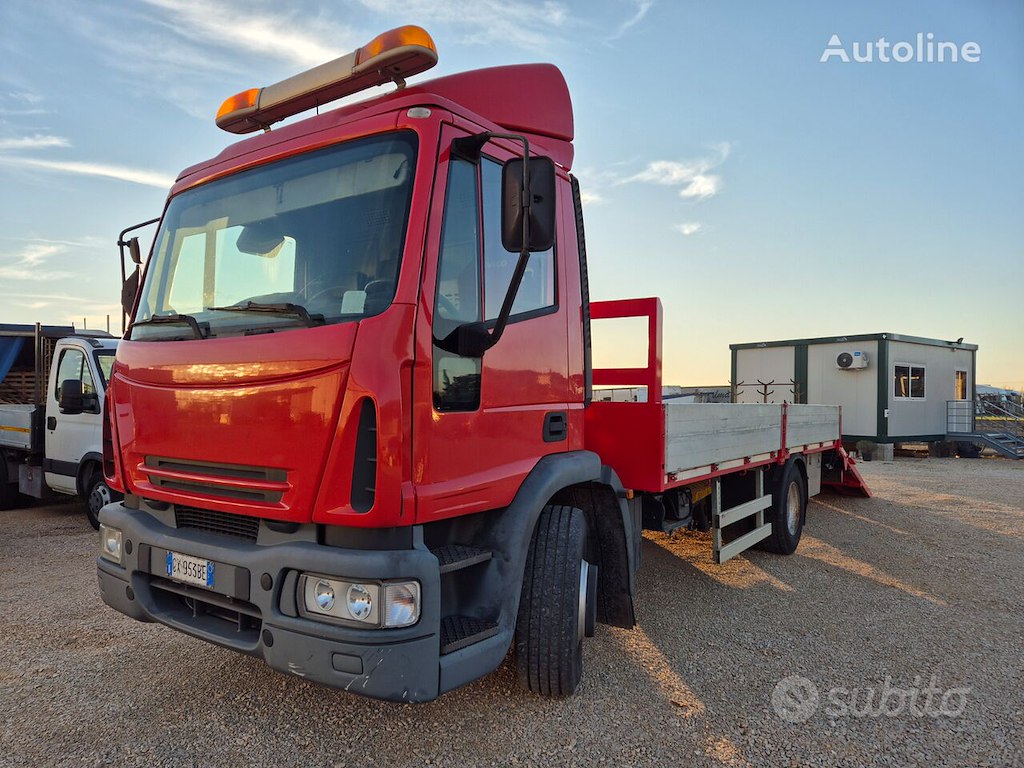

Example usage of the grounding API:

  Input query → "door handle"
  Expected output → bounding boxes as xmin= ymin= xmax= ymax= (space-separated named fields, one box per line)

xmin=46 ymin=417 xmax=57 ymax=430
xmin=543 ymin=411 xmax=567 ymax=443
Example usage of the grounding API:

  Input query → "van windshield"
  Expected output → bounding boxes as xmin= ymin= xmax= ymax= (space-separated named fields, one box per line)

xmin=130 ymin=132 xmax=417 ymax=340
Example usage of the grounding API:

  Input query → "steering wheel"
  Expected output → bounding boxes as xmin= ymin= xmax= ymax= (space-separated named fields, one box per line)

xmin=305 ymin=284 xmax=350 ymax=306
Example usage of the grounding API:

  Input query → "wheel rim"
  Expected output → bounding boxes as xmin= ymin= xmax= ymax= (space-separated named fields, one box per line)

xmin=786 ymin=480 xmax=801 ymax=536
xmin=89 ymin=481 xmax=112 ymax=517
xmin=577 ymin=560 xmax=590 ymax=643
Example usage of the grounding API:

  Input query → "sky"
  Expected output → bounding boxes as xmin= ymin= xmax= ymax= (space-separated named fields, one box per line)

xmin=1 ymin=0 xmax=1021 ymax=389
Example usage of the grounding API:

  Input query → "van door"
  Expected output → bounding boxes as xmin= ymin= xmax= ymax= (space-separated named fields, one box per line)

xmin=44 ymin=343 xmax=104 ymax=494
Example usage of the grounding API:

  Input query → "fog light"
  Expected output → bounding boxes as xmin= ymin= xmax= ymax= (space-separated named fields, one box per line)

xmin=346 ymin=584 xmax=373 ymax=620
xmin=383 ymin=582 xmax=420 ymax=627
xmin=99 ymin=523 xmax=123 ymax=565
xmin=314 ymin=580 xmax=335 ymax=611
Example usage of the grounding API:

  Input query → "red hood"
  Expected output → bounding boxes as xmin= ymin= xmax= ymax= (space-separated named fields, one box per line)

xmin=111 ymin=324 xmax=357 ymax=523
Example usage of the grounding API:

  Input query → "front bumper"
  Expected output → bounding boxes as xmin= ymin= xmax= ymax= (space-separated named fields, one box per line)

xmin=96 ymin=502 xmax=441 ymax=702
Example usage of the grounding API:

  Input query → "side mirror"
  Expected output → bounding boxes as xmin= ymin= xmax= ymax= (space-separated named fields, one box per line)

xmin=502 ymin=157 xmax=556 ymax=253
xmin=128 ymin=236 xmax=142 ymax=265
xmin=59 ymin=379 xmax=84 ymax=414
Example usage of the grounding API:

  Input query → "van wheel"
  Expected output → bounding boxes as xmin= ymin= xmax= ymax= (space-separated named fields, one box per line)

xmin=85 ymin=470 xmax=119 ymax=530
xmin=514 ymin=505 xmax=595 ymax=697
xmin=757 ymin=460 xmax=806 ymax=555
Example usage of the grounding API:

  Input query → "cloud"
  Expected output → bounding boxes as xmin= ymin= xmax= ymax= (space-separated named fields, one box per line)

xmin=138 ymin=0 xmax=355 ymax=69
xmin=622 ymin=143 xmax=730 ymax=200
xmin=0 ymin=242 xmax=72 ymax=281
xmin=0 ymin=134 xmax=70 ymax=151
xmin=674 ymin=222 xmax=702 ymax=236
xmin=579 ymin=189 xmax=604 ymax=206
xmin=355 ymin=0 xmax=570 ymax=51
xmin=607 ymin=0 xmax=654 ymax=42
xmin=0 ymin=156 xmax=175 ymax=188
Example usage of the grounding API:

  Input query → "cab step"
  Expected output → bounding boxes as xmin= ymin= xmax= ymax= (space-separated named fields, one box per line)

xmin=440 ymin=615 xmax=499 ymax=654
xmin=432 ymin=544 xmax=492 ymax=575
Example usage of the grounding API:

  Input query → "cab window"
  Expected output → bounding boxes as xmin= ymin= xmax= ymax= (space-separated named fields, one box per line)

xmin=54 ymin=348 xmax=96 ymax=401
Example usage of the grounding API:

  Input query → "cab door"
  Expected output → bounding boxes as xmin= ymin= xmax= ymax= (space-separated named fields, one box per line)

xmin=412 ymin=127 xmax=570 ymax=522
xmin=44 ymin=343 xmax=103 ymax=493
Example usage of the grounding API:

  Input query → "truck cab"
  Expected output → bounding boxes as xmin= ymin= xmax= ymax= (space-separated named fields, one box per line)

xmin=44 ymin=336 xmax=120 ymax=522
xmin=0 ymin=331 xmax=119 ymax=526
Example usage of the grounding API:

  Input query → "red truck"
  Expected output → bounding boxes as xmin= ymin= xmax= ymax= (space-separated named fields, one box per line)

xmin=97 ymin=26 xmax=868 ymax=702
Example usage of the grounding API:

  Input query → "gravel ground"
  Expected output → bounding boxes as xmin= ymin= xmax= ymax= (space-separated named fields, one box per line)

xmin=2 ymin=456 xmax=1022 ymax=768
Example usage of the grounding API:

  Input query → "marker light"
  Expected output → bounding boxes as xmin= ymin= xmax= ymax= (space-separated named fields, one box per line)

xmin=216 ymin=25 xmax=438 ymax=134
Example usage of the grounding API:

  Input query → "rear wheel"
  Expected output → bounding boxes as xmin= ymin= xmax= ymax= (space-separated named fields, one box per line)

xmin=85 ymin=469 xmax=120 ymax=530
xmin=514 ymin=505 xmax=595 ymax=697
xmin=757 ymin=460 xmax=806 ymax=554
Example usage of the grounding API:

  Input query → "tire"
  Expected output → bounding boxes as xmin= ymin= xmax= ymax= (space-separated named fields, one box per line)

xmin=514 ymin=505 xmax=594 ymax=697
xmin=757 ymin=460 xmax=806 ymax=555
xmin=85 ymin=469 xmax=120 ymax=530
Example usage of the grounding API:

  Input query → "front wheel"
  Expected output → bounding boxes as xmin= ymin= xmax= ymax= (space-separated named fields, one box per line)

xmin=85 ymin=470 xmax=120 ymax=530
xmin=514 ymin=505 xmax=596 ymax=697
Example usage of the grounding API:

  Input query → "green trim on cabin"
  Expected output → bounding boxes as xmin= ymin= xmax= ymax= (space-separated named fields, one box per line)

xmin=793 ymin=344 xmax=808 ymax=404
xmin=729 ymin=332 xmax=977 ymax=352
xmin=730 ymin=347 xmax=737 ymax=402
xmin=876 ymin=338 xmax=888 ymax=439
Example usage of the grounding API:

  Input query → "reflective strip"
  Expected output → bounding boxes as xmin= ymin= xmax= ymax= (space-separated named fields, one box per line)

xmin=0 ymin=424 xmax=31 ymax=433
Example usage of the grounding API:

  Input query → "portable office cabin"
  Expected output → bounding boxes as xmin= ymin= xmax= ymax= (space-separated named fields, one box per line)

xmin=730 ymin=333 xmax=977 ymax=443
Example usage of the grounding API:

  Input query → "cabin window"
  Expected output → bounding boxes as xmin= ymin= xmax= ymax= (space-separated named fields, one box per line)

xmin=54 ymin=348 xmax=96 ymax=400
xmin=433 ymin=157 xmax=482 ymax=412
xmin=894 ymin=364 xmax=926 ymax=400
xmin=481 ymin=158 xmax=556 ymax=320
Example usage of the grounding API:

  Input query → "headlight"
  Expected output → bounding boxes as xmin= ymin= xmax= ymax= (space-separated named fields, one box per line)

xmin=301 ymin=575 xmax=379 ymax=625
xmin=99 ymin=523 xmax=123 ymax=564
xmin=299 ymin=574 xmax=420 ymax=628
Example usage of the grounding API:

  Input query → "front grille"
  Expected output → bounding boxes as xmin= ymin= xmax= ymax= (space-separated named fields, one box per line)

xmin=176 ymin=506 xmax=260 ymax=542
xmin=141 ymin=456 xmax=289 ymax=504
xmin=149 ymin=577 xmax=262 ymax=645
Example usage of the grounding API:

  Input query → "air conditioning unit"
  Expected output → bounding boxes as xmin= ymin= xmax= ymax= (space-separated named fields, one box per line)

xmin=836 ymin=351 xmax=869 ymax=370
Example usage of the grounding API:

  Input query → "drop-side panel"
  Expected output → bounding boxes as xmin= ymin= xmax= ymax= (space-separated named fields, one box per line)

xmin=785 ymin=404 xmax=841 ymax=448
xmin=664 ymin=403 xmax=782 ymax=474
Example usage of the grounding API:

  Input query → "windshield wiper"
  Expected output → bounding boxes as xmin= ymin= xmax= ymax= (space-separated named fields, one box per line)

xmin=131 ymin=313 xmax=208 ymax=339
xmin=206 ymin=301 xmax=326 ymax=328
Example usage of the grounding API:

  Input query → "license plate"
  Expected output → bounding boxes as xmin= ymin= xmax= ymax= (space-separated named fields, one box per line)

xmin=166 ymin=550 xmax=215 ymax=589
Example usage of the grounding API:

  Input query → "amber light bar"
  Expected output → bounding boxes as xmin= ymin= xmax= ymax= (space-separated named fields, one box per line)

xmin=216 ymin=25 xmax=438 ymax=134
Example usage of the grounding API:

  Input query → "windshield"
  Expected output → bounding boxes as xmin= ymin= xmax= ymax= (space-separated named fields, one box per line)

xmin=131 ymin=132 xmax=417 ymax=340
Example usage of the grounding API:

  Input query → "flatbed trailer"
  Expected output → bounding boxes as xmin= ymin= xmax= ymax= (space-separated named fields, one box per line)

xmin=585 ymin=297 xmax=868 ymax=564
